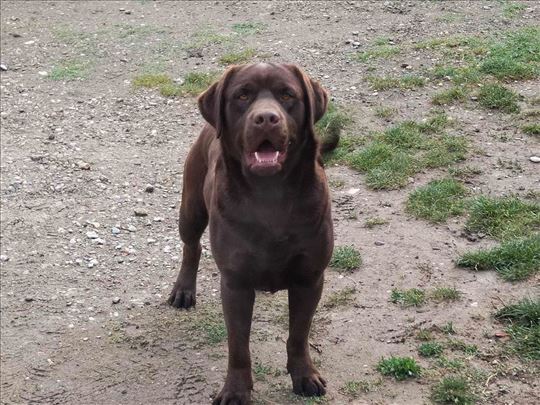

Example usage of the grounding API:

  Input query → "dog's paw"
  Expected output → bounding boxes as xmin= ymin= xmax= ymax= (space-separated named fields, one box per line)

xmin=291 ymin=370 xmax=327 ymax=397
xmin=211 ymin=389 xmax=251 ymax=405
xmin=167 ymin=285 xmax=196 ymax=309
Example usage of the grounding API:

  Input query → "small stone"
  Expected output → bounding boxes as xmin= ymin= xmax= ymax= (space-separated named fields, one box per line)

xmin=124 ymin=10 xmax=131 ymax=14
xmin=374 ymin=241 xmax=385 ymax=246
xmin=144 ymin=184 xmax=155 ymax=193
xmin=127 ymin=225 xmax=137 ymax=232
xmin=163 ymin=246 xmax=171 ymax=253
xmin=82 ymin=337 xmax=89 ymax=342
xmin=87 ymin=259 xmax=98 ymax=268
xmin=345 ymin=39 xmax=352 ymax=44
xmin=0 ymin=64 xmax=7 ymax=71
xmin=25 ymin=297 xmax=34 ymax=302
xmin=86 ymin=231 xmax=99 ymax=239
xmin=529 ymin=156 xmax=540 ymax=163
xmin=0 ymin=255 xmax=9 ymax=262
xmin=352 ymin=31 xmax=359 ymax=36
xmin=346 ymin=188 xmax=360 ymax=196
xmin=134 ymin=208 xmax=148 ymax=217
xmin=24 ymin=40 xmax=35 ymax=45
xmin=48 ymin=134 xmax=55 ymax=140
xmin=112 ymin=297 xmax=121 ymax=304
xmin=38 ymin=71 xmax=48 ymax=76
xmin=95 ymin=238 xmax=106 ymax=245
xmin=147 ymin=238 xmax=156 ymax=244
xmin=77 ymin=161 xmax=90 ymax=170
xmin=352 ymin=41 xmax=360 ymax=47
xmin=111 ymin=227 xmax=121 ymax=235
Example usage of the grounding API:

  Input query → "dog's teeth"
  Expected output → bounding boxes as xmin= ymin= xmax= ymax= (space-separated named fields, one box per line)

xmin=255 ymin=152 xmax=261 ymax=163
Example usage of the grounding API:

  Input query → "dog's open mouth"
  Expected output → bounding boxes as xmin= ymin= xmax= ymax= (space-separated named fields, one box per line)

xmin=246 ymin=140 xmax=287 ymax=176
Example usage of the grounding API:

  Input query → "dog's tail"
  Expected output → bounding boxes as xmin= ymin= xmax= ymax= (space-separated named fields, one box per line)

xmin=318 ymin=120 xmax=341 ymax=154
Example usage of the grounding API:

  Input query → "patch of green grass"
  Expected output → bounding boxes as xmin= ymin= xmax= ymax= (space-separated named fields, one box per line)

xmin=323 ymin=134 xmax=365 ymax=165
xmin=330 ymin=246 xmax=362 ymax=272
xmin=364 ymin=152 xmax=416 ymax=190
xmin=133 ymin=71 xmax=217 ymax=97
xmin=377 ymin=356 xmax=421 ymax=380
xmin=316 ymin=102 xmax=353 ymax=149
xmin=231 ymin=22 xmax=266 ymax=35
xmin=355 ymin=45 xmax=401 ymax=62
xmin=431 ymin=375 xmax=476 ymax=404
xmin=430 ymin=66 xmax=483 ymax=86
xmin=364 ymin=217 xmax=389 ymax=229
xmin=391 ymin=288 xmax=426 ymax=308
xmin=431 ymin=287 xmax=462 ymax=302
xmin=495 ymin=297 xmax=540 ymax=327
xmin=133 ymin=73 xmax=173 ymax=88
xmin=184 ymin=305 xmax=227 ymax=345
xmin=367 ymin=75 xmax=426 ymax=91
xmin=419 ymin=342 xmax=444 ymax=357
xmin=465 ymin=196 xmax=540 ymax=241
xmin=219 ymin=48 xmax=256 ymax=65
xmin=115 ymin=24 xmax=167 ymax=39
xmin=374 ymin=105 xmax=397 ymax=119
xmin=432 ymin=87 xmax=468 ymax=105
xmin=49 ymin=60 xmax=89 ymax=81
xmin=422 ymin=135 xmax=468 ymax=168
xmin=406 ymin=179 xmax=468 ymax=223
xmin=436 ymin=356 xmax=465 ymax=370
xmin=522 ymin=123 xmax=540 ymax=136
xmin=457 ymin=235 xmax=540 ymax=281
xmin=324 ymin=287 xmax=356 ymax=309
xmin=480 ymin=27 xmax=539 ymax=81
xmin=478 ymin=83 xmax=520 ymax=113
xmin=339 ymin=380 xmax=371 ymax=397
xmin=502 ymin=2 xmax=526 ymax=18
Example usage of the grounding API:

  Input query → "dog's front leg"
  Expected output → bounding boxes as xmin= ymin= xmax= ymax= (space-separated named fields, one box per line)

xmin=287 ymin=279 xmax=327 ymax=397
xmin=213 ymin=278 xmax=255 ymax=405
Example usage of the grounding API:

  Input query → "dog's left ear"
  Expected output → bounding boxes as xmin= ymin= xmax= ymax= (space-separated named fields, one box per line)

xmin=285 ymin=65 xmax=328 ymax=127
xmin=198 ymin=66 xmax=238 ymax=138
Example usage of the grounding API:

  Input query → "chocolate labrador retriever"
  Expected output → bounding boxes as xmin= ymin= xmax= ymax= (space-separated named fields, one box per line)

xmin=168 ymin=63 xmax=337 ymax=404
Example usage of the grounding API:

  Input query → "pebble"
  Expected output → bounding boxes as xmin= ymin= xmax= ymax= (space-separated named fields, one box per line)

xmin=24 ymin=297 xmax=34 ymax=302
xmin=352 ymin=41 xmax=360 ymax=47
xmin=145 ymin=184 xmax=155 ymax=193
xmin=86 ymin=231 xmax=99 ymax=239
xmin=346 ymin=188 xmax=360 ymax=195
xmin=87 ymin=259 xmax=98 ymax=268
xmin=24 ymin=40 xmax=35 ymax=45
xmin=111 ymin=227 xmax=121 ymax=234
xmin=95 ymin=238 xmax=106 ymax=245
xmin=134 ymin=208 xmax=148 ymax=217
xmin=0 ymin=255 xmax=9 ymax=262
xmin=0 ymin=64 xmax=7 ymax=71
xmin=374 ymin=241 xmax=385 ymax=246
xmin=112 ymin=297 xmax=121 ymax=304
xmin=38 ymin=71 xmax=48 ymax=76
xmin=529 ymin=156 xmax=540 ymax=163
xmin=352 ymin=31 xmax=359 ymax=36
xmin=77 ymin=161 xmax=90 ymax=170
xmin=127 ymin=225 xmax=137 ymax=232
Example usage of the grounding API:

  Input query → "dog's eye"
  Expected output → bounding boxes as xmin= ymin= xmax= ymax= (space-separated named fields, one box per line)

xmin=238 ymin=93 xmax=249 ymax=101
xmin=280 ymin=93 xmax=293 ymax=101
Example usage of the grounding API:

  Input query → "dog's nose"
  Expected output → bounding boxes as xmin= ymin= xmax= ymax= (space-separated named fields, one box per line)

xmin=253 ymin=111 xmax=280 ymax=127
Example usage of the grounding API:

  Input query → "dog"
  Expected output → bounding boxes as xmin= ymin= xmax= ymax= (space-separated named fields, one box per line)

xmin=168 ymin=63 xmax=337 ymax=404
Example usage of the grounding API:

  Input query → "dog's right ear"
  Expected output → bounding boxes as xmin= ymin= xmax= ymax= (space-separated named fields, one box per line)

xmin=197 ymin=66 xmax=238 ymax=138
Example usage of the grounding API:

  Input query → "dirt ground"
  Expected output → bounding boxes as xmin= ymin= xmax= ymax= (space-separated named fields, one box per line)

xmin=0 ymin=1 xmax=538 ymax=404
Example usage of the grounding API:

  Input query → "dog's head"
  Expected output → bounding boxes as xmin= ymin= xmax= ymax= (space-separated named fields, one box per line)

xmin=198 ymin=63 xmax=328 ymax=177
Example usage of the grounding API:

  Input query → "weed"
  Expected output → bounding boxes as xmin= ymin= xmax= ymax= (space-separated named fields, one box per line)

xmin=340 ymin=380 xmax=371 ymax=397
xmin=432 ymin=287 xmax=462 ymax=302
xmin=432 ymin=87 xmax=468 ymax=105
xmin=465 ymin=196 xmax=540 ymax=241
xmin=522 ymin=123 xmax=540 ymax=136
xmin=133 ymin=73 xmax=172 ymax=88
xmin=457 ymin=235 xmax=540 ymax=281
xmin=448 ymin=166 xmax=482 ymax=180
xmin=184 ymin=27 xmax=231 ymax=51
xmin=364 ymin=217 xmax=389 ymax=228
xmin=478 ymin=83 xmax=520 ymax=113
xmin=377 ymin=356 xmax=421 ymax=380
xmin=367 ymin=75 xmax=426 ymax=91
xmin=431 ymin=375 xmax=476 ymax=404
xmin=179 ymin=72 xmax=218 ymax=96
xmin=419 ymin=342 xmax=444 ymax=357
xmin=441 ymin=322 xmax=456 ymax=335
xmin=49 ymin=60 xmax=89 ymax=81
xmin=374 ymin=106 xmax=397 ymax=119
xmin=446 ymin=339 xmax=478 ymax=355
xmin=364 ymin=152 xmax=416 ymax=190
xmin=184 ymin=305 xmax=227 ymax=345
xmin=324 ymin=287 xmax=357 ymax=309
xmin=417 ymin=329 xmax=434 ymax=341
xmin=436 ymin=356 xmax=464 ymax=370
xmin=133 ymin=71 xmax=217 ymax=97
xmin=330 ymin=246 xmax=362 ymax=272
xmin=219 ymin=48 xmax=256 ymax=65
xmin=391 ymin=288 xmax=426 ymax=307
xmin=406 ymin=179 xmax=467 ymax=223
xmin=253 ymin=362 xmax=282 ymax=381
xmin=496 ymin=298 xmax=540 ymax=327
xmin=231 ymin=22 xmax=266 ymax=35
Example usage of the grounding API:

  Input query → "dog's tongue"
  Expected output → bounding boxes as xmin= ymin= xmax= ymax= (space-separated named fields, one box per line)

xmin=255 ymin=141 xmax=279 ymax=163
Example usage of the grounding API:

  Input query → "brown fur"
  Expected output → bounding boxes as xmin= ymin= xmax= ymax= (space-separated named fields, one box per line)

xmin=168 ymin=63 xmax=334 ymax=404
